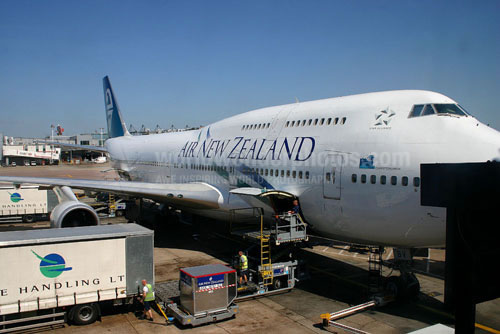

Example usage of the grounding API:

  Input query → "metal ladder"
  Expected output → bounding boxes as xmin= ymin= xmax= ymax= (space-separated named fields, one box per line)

xmin=368 ymin=247 xmax=383 ymax=293
xmin=108 ymin=193 xmax=116 ymax=217
xmin=260 ymin=214 xmax=273 ymax=286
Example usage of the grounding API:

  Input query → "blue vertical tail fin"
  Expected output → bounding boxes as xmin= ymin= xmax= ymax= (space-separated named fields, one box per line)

xmin=103 ymin=76 xmax=130 ymax=138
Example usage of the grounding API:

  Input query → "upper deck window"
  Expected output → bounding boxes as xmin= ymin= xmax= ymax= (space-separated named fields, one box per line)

xmin=409 ymin=103 xmax=469 ymax=118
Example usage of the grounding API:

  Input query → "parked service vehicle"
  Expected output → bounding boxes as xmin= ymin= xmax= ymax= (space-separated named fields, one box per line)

xmin=30 ymin=161 xmax=37 ymax=166
xmin=0 ymin=186 xmax=58 ymax=223
xmin=0 ymin=224 xmax=154 ymax=331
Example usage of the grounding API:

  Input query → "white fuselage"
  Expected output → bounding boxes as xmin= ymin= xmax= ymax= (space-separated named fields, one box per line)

xmin=105 ymin=90 xmax=500 ymax=248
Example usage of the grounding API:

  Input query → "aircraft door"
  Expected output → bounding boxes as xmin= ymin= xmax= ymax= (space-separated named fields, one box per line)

xmin=323 ymin=154 xmax=343 ymax=200
xmin=267 ymin=104 xmax=297 ymax=139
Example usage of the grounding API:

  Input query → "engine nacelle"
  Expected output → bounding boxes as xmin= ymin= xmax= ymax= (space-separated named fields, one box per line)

xmin=50 ymin=201 xmax=100 ymax=228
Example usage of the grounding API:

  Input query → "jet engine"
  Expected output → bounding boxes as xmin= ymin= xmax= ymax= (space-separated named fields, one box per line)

xmin=50 ymin=200 xmax=100 ymax=228
xmin=49 ymin=186 xmax=100 ymax=228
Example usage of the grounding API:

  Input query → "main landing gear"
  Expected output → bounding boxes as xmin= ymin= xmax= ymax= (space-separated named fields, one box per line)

xmin=382 ymin=248 xmax=420 ymax=300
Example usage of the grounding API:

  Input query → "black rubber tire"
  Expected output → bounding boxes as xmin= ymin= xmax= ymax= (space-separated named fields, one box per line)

xmin=384 ymin=274 xmax=420 ymax=301
xmin=23 ymin=215 xmax=34 ymax=223
xmin=384 ymin=276 xmax=403 ymax=299
xmin=71 ymin=303 xmax=99 ymax=325
xmin=404 ymin=273 xmax=421 ymax=300
xmin=273 ymin=277 xmax=283 ymax=290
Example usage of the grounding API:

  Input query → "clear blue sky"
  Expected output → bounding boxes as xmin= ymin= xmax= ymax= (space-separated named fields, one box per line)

xmin=1 ymin=0 xmax=499 ymax=137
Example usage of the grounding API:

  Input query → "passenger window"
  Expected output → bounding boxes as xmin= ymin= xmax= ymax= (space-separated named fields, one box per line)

xmin=281 ymin=170 xmax=285 ymax=177
xmin=285 ymin=121 xmax=289 ymax=127
xmin=421 ymin=104 xmax=435 ymax=116
xmin=341 ymin=117 xmax=346 ymax=124
xmin=267 ymin=123 xmax=271 ymax=128
xmin=286 ymin=170 xmax=290 ymax=177
xmin=334 ymin=117 xmax=339 ymax=125
xmin=308 ymin=119 xmax=312 ymax=125
xmin=299 ymin=171 xmax=303 ymax=179
xmin=292 ymin=171 xmax=296 ymax=178
xmin=413 ymin=177 xmax=420 ymax=187
xmin=320 ymin=118 xmax=325 ymax=125
xmin=270 ymin=169 xmax=273 ymax=176
xmin=305 ymin=171 xmax=310 ymax=179
xmin=295 ymin=121 xmax=300 ymax=127
xmin=291 ymin=121 xmax=295 ymax=127
xmin=352 ymin=174 xmax=357 ymax=183
xmin=276 ymin=169 xmax=279 ymax=176
xmin=327 ymin=118 xmax=332 ymax=125
xmin=326 ymin=172 xmax=331 ymax=182
xmin=391 ymin=176 xmax=397 ymax=185
xmin=302 ymin=120 xmax=306 ymax=126
xmin=241 ymin=125 xmax=245 ymax=130
xmin=260 ymin=168 xmax=264 ymax=175
xmin=370 ymin=175 xmax=376 ymax=184
xmin=409 ymin=104 xmax=424 ymax=118
xmin=380 ymin=175 xmax=386 ymax=185
xmin=402 ymin=176 xmax=408 ymax=186
xmin=361 ymin=174 xmax=367 ymax=184
xmin=264 ymin=169 xmax=268 ymax=176
xmin=314 ymin=119 xmax=318 ymax=125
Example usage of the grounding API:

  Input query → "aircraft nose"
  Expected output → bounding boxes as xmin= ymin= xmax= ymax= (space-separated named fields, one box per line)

xmin=487 ymin=128 xmax=500 ymax=161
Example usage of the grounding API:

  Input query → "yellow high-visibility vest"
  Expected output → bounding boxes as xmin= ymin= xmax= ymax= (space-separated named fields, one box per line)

xmin=240 ymin=255 xmax=248 ymax=270
xmin=145 ymin=283 xmax=155 ymax=301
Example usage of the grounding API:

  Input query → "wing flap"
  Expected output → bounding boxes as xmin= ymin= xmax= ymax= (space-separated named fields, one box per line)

xmin=0 ymin=176 xmax=221 ymax=209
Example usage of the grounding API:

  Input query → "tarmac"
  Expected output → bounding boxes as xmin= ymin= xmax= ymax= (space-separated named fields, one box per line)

xmin=1 ymin=163 xmax=499 ymax=333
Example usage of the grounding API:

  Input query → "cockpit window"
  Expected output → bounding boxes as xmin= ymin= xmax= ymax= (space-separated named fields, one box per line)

xmin=409 ymin=103 xmax=469 ymax=118
xmin=409 ymin=105 xmax=424 ymax=117
xmin=433 ymin=104 xmax=467 ymax=116
xmin=421 ymin=104 xmax=436 ymax=116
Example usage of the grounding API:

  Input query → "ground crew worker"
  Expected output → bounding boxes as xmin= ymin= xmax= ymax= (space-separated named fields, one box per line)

xmin=289 ymin=199 xmax=300 ymax=214
xmin=238 ymin=251 xmax=248 ymax=285
xmin=141 ymin=279 xmax=155 ymax=321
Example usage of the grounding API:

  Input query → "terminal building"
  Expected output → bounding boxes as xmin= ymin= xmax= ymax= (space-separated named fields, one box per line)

xmin=1 ymin=136 xmax=61 ymax=166
xmin=1 ymin=130 xmax=108 ymax=166
xmin=1 ymin=125 xmax=199 ymax=166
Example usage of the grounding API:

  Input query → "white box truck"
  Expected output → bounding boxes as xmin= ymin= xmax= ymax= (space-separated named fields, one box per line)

xmin=0 ymin=186 xmax=58 ymax=223
xmin=0 ymin=224 xmax=154 ymax=332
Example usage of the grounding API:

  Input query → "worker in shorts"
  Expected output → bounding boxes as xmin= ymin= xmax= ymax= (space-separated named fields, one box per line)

xmin=140 ymin=279 xmax=155 ymax=321
xmin=238 ymin=251 xmax=249 ymax=285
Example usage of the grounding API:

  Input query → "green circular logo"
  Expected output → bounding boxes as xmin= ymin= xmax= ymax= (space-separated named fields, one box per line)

xmin=32 ymin=250 xmax=73 ymax=278
xmin=9 ymin=192 xmax=23 ymax=203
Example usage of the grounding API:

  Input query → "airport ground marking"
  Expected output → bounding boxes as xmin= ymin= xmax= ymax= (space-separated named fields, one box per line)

xmin=475 ymin=323 xmax=500 ymax=334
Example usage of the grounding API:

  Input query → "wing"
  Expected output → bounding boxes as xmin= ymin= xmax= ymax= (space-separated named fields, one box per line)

xmin=0 ymin=176 xmax=221 ymax=209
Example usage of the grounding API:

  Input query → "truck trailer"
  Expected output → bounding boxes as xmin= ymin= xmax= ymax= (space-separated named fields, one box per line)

xmin=0 ymin=186 xmax=58 ymax=223
xmin=0 ymin=224 xmax=154 ymax=332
